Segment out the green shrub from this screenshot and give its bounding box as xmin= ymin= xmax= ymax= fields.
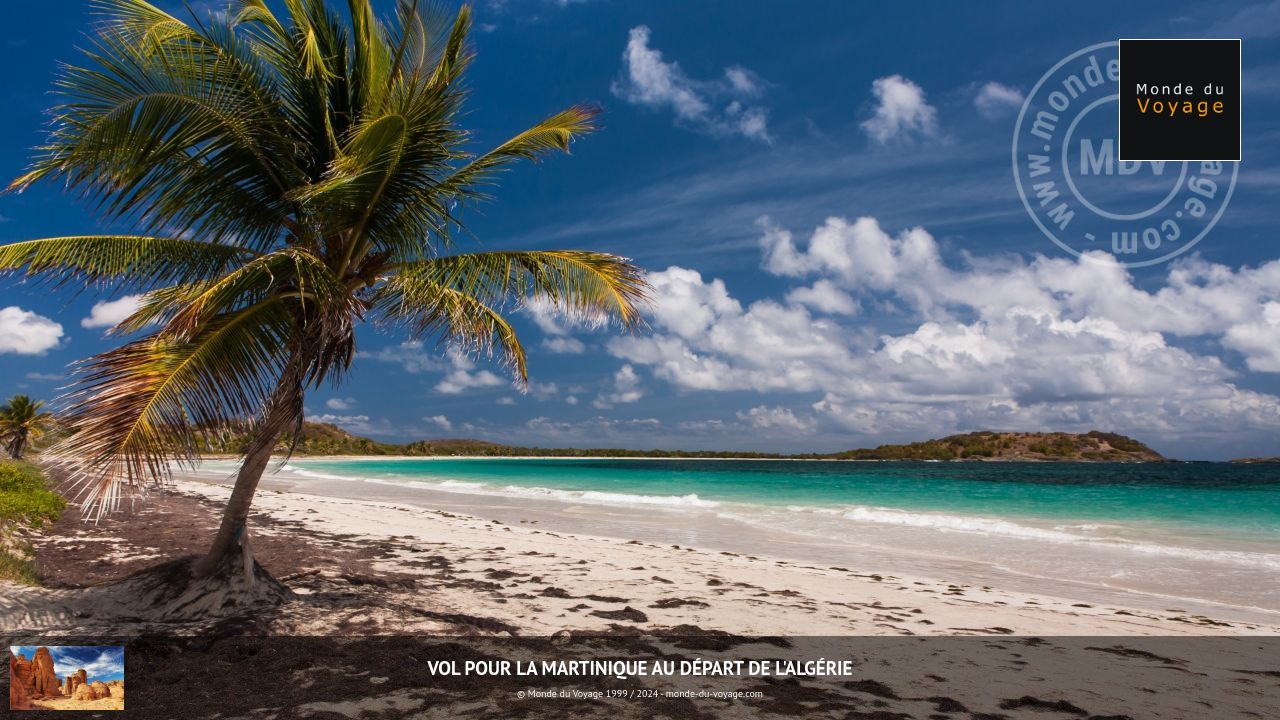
xmin=0 ymin=461 xmax=65 ymax=529
xmin=0 ymin=461 xmax=64 ymax=584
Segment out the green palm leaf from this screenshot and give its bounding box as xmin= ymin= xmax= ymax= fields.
xmin=154 ymin=247 xmax=355 ymax=340
xmin=8 ymin=0 xmax=653 ymax=547
xmin=389 ymin=250 xmax=647 ymax=323
xmin=375 ymin=250 xmax=647 ymax=383
xmin=53 ymin=299 xmax=299 ymax=516
xmin=380 ymin=282 xmax=529 ymax=381
xmin=442 ymin=105 xmax=600 ymax=195
xmin=0 ymin=235 xmax=255 ymax=292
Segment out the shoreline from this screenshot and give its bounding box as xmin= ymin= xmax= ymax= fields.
xmin=219 ymin=458 xmax=1280 ymax=619
xmin=6 ymin=465 xmax=1274 ymax=637
xmin=199 ymin=453 xmax=1189 ymax=463
xmin=168 ymin=468 xmax=1280 ymax=634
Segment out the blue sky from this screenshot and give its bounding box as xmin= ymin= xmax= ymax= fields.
xmin=10 ymin=645 xmax=125 ymax=683
xmin=2 ymin=1 xmax=1280 ymax=459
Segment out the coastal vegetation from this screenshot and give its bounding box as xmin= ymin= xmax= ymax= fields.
xmin=201 ymin=422 xmax=793 ymax=457
xmin=0 ymin=461 xmax=64 ymax=583
xmin=833 ymin=431 xmax=1164 ymax=462
xmin=201 ymin=422 xmax=1166 ymax=462
xmin=0 ymin=0 xmax=647 ymax=595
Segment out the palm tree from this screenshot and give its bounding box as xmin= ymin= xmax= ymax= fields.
xmin=0 ymin=0 xmax=648 ymax=582
xmin=0 ymin=395 xmax=55 ymax=459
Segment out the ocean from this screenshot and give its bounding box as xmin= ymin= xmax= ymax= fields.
xmin=217 ymin=457 xmax=1280 ymax=615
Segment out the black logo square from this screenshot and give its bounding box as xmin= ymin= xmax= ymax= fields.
xmin=1119 ymin=39 xmax=1240 ymax=161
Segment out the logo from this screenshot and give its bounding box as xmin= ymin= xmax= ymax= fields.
xmin=1013 ymin=42 xmax=1238 ymax=268
xmin=1119 ymin=39 xmax=1241 ymax=161
xmin=9 ymin=645 xmax=124 ymax=711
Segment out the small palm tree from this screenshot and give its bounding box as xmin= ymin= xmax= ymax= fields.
xmin=0 ymin=0 xmax=647 ymax=582
xmin=0 ymin=395 xmax=55 ymax=459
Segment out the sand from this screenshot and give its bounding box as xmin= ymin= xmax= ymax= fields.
xmin=29 ymin=694 xmax=124 ymax=711
xmin=4 ymin=474 xmax=1278 ymax=718
xmin=10 ymin=473 xmax=1273 ymax=636
xmin=194 ymin=474 xmax=1280 ymax=636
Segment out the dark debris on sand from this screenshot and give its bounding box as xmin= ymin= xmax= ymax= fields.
xmin=8 ymin=486 xmax=1279 ymax=720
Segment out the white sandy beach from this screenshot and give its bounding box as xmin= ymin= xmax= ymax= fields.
xmin=164 ymin=469 xmax=1280 ymax=636
xmin=5 ymin=466 xmax=1278 ymax=719
xmin=4 ymin=463 xmax=1276 ymax=638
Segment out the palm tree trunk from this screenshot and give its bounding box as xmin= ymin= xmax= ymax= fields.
xmin=11 ymin=431 xmax=26 ymax=459
xmin=191 ymin=349 xmax=307 ymax=579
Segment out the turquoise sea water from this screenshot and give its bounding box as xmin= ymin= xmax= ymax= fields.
xmin=238 ymin=457 xmax=1280 ymax=611
xmin=287 ymin=458 xmax=1280 ymax=545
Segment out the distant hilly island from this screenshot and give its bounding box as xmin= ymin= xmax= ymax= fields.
xmin=198 ymin=424 xmax=1178 ymax=462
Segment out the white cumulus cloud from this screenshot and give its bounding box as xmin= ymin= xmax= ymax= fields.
xmin=525 ymin=297 xmax=597 ymax=354
xmin=425 ymin=414 xmax=453 ymax=432
xmin=785 ymin=279 xmax=859 ymax=315
xmin=25 ymin=372 xmax=64 ymax=381
xmin=608 ymin=216 xmax=1280 ymax=451
xmin=612 ymin=25 xmax=771 ymax=142
xmin=365 ymin=342 xmax=508 ymax=394
xmin=435 ymin=350 xmax=506 ymax=394
xmin=974 ymin=81 xmax=1025 ymax=119
xmin=861 ymin=75 xmax=938 ymax=143
xmin=364 ymin=340 xmax=444 ymax=374
xmin=308 ymin=413 xmax=372 ymax=431
xmin=81 ymin=294 xmax=143 ymax=329
xmin=1222 ymin=301 xmax=1280 ymax=371
xmin=543 ymin=336 xmax=586 ymax=354
xmin=737 ymin=405 xmax=816 ymax=431
xmin=0 ymin=306 xmax=63 ymax=355
xmin=594 ymin=364 xmax=645 ymax=408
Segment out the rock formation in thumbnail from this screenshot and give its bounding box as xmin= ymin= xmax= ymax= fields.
xmin=30 ymin=646 xmax=62 ymax=698
xmin=10 ymin=647 xmax=121 ymax=710
xmin=9 ymin=652 xmax=32 ymax=710
xmin=10 ymin=651 xmax=33 ymax=692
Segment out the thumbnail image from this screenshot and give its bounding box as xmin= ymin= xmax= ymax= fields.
xmin=9 ymin=646 xmax=123 ymax=711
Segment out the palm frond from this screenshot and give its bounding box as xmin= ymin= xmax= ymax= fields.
xmin=0 ymin=235 xmax=256 ymax=292
xmin=425 ymin=3 xmax=473 ymax=89
xmin=374 ymin=250 xmax=648 ymax=382
xmin=377 ymin=281 xmax=527 ymax=381
xmin=153 ymin=247 xmax=353 ymax=340
xmin=346 ymin=0 xmax=393 ymax=114
xmin=389 ymin=250 xmax=648 ymax=324
xmin=50 ymin=299 xmax=299 ymax=517
xmin=11 ymin=1 xmax=301 ymax=248
xmin=438 ymin=104 xmax=600 ymax=199
xmin=95 ymin=0 xmax=193 ymax=50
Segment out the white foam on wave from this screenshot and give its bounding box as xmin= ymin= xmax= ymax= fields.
xmin=275 ymin=463 xmax=718 ymax=509
xmin=257 ymin=461 xmax=1277 ymax=569
xmin=824 ymin=505 xmax=1086 ymax=542
xmin=497 ymin=484 xmax=718 ymax=508
xmin=276 ymin=464 xmax=353 ymax=482
xmin=438 ymin=479 xmax=485 ymax=491
xmin=784 ymin=504 xmax=1280 ymax=570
